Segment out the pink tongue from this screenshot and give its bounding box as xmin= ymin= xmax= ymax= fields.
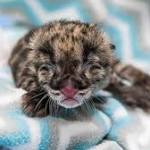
xmin=61 ymin=86 xmax=78 ymax=98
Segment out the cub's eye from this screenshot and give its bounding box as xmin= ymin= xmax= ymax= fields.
xmin=39 ymin=64 xmax=53 ymax=72
xmin=90 ymin=64 xmax=101 ymax=70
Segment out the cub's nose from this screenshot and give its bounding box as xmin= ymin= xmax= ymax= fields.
xmin=61 ymin=86 xmax=78 ymax=98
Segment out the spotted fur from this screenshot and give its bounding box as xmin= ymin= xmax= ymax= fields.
xmin=9 ymin=20 xmax=150 ymax=117
xmin=105 ymin=61 xmax=150 ymax=111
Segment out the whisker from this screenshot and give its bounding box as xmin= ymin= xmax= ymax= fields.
xmin=47 ymin=95 xmax=53 ymax=116
xmin=83 ymin=100 xmax=91 ymax=114
xmin=34 ymin=94 xmax=48 ymax=111
xmin=44 ymin=97 xmax=49 ymax=115
xmin=30 ymin=91 xmax=46 ymax=100
xmin=90 ymin=89 xmax=107 ymax=104
xmin=89 ymin=100 xmax=96 ymax=111
xmin=49 ymin=98 xmax=53 ymax=116
xmin=94 ymin=96 xmax=106 ymax=104
xmin=51 ymin=101 xmax=54 ymax=116
xmin=23 ymin=90 xmax=46 ymax=111
xmin=48 ymin=98 xmax=51 ymax=115
xmin=86 ymin=101 xmax=94 ymax=113
xmin=56 ymin=103 xmax=59 ymax=116
xmin=53 ymin=101 xmax=57 ymax=117
xmin=80 ymin=103 xmax=86 ymax=114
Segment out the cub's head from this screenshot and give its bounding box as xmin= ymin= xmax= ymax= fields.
xmin=26 ymin=20 xmax=115 ymax=108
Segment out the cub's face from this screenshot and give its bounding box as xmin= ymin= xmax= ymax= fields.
xmin=25 ymin=21 xmax=114 ymax=108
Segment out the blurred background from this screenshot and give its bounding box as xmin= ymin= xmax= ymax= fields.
xmin=0 ymin=0 xmax=150 ymax=72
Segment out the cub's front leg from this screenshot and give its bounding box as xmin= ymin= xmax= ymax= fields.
xmin=11 ymin=63 xmax=50 ymax=117
xmin=22 ymin=89 xmax=49 ymax=117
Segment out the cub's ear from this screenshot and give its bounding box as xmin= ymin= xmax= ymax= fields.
xmin=110 ymin=44 xmax=116 ymax=50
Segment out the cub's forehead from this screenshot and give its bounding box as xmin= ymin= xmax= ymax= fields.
xmin=27 ymin=21 xmax=113 ymax=64
xmin=29 ymin=21 xmax=98 ymax=50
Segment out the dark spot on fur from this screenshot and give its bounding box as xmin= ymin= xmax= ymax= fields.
xmin=83 ymin=42 xmax=97 ymax=62
xmin=38 ymin=41 xmax=55 ymax=63
xmin=51 ymin=33 xmax=60 ymax=42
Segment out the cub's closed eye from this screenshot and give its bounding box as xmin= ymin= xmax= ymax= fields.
xmin=39 ymin=64 xmax=53 ymax=71
xmin=90 ymin=64 xmax=101 ymax=70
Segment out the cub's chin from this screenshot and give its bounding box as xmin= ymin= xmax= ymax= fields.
xmin=58 ymin=98 xmax=84 ymax=109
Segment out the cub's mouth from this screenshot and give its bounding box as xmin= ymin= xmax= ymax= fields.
xmin=44 ymin=85 xmax=92 ymax=109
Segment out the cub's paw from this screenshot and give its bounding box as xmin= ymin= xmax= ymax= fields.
xmin=21 ymin=90 xmax=49 ymax=117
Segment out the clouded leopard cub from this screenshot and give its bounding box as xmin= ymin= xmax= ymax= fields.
xmin=9 ymin=20 xmax=150 ymax=117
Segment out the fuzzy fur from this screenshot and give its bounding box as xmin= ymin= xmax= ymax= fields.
xmin=9 ymin=20 xmax=150 ymax=117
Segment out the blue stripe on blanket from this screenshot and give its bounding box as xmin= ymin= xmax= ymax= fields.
xmin=92 ymin=110 xmax=111 ymax=136
xmin=71 ymin=141 xmax=96 ymax=150
xmin=38 ymin=117 xmax=51 ymax=150
xmin=108 ymin=117 xmax=131 ymax=140
xmin=0 ymin=114 xmax=30 ymax=147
